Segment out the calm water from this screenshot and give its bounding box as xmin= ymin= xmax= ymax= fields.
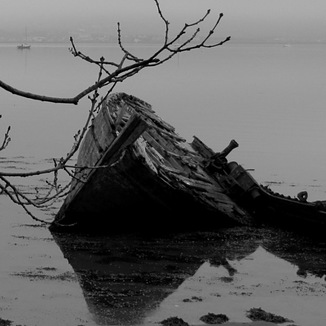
xmin=1 ymin=42 xmax=326 ymax=325
xmin=0 ymin=42 xmax=326 ymax=199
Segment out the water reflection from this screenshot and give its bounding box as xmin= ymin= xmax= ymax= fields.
xmin=52 ymin=227 xmax=326 ymax=325
xmin=148 ymin=245 xmax=326 ymax=325
xmin=262 ymin=232 xmax=326 ymax=279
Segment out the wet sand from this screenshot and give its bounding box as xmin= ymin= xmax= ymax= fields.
xmin=1 ymin=194 xmax=326 ymax=325
xmin=0 ymin=197 xmax=95 ymax=326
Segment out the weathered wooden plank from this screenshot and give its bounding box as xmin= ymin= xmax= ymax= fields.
xmin=76 ymin=131 xmax=102 ymax=168
xmin=122 ymin=93 xmax=155 ymax=113
xmin=124 ymin=95 xmax=176 ymax=133
xmin=146 ymin=129 xmax=177 ymax=153
xmin=99 ymin=113 xmax=148 ymax=166
xmin=136 ymin=108 xmax=176 ymax=133
xmin=61 ymin=112 xmax=149 ymax=207
xmin=115 ymin=103 xmax=128 ymax=127
xmin=146 ymin=129 xmax=189 ymax=166
xmin=144 ymin=119 xmax=185 ymax=142
xmin=172 ymin=173 xmax=220 ymax=192
xmin=190 ymin=170 xmax=217 ymax=184
xmin=158 ymin=164 xmax=190 ymax=178
xmin=91 ymin=107 xmax=115 ymax=151
xmin=202 ymin=191 xmax=237 ymax=204
xmin=141 ymin=132 xmax=184 ymax=171
xmin=158 ymin=165 xmax=221 ymax=191
xmin=76 ymin=108 xmax=116 ymax=169
xmin=191 ymin=136 xmax=215 ymax=159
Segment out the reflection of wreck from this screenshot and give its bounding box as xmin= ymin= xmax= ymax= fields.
xmin=52 ymin=228 xmax=261 ymax=325
xmin=52 ymin=232 xmax=202 ymax=325
xmin=262 ymin=232 xmax=326 ymax=278
xmin=50 ymin=92 xmax=252 ymax=233
xmin=52 ymin=226 xmax=326 ymax=325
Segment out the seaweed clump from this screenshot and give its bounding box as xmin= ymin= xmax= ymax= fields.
xmin=200 ymin=313 xmax=229 ymax=324
xmin=0 ymin=318 xmax=12 ymax=326
xmin=160 ymin=317 xmax=189 ymax=326
xmin=247 ymin=307 xmax=293 ymax=323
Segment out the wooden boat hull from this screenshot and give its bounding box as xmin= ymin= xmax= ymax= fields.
xmin=51 ymin=93 xmax=251 ymax=233
xmin=223 ymin=162 xmax=326 ymax=235
xmin=254 ymin=186 xmax=326 ymax=232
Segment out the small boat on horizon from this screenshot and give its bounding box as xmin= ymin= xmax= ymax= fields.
xmin=17 ymin=43 xmax=31 ymax=49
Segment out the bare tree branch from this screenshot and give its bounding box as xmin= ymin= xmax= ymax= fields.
xmin=0 ymin=0 xmax=231 ymax=222
xmin=0 ymin=1 xmax=229 ymax=105
xmin=0 ymin=124 xmax=11 ymax=151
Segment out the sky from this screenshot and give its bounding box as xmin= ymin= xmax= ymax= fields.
xmin=0 ymin=0 xmax=326 ymax=42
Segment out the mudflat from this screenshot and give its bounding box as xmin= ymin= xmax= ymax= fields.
xmin=0 ymin=196 xmax=326 ymax=325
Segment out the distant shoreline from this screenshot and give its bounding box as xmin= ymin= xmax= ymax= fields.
xmin=1 ymin=40 xmax=326 ymax=47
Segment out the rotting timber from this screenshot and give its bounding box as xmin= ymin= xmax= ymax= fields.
xmin=50 ymin=92 xmax=252 ymax=233
xmin=220 ymin=161 xmax=326 ymax=235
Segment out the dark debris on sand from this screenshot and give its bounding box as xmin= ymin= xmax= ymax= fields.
xmin=200 ymin=313 xmax=229 ymax=324
xmin=160 ymin=317 xmax=189 ymax=326
xmin=0 ymin=318 xmax=12 ymax=326
xmin=246 ymin=307 xmax=293 ymax=323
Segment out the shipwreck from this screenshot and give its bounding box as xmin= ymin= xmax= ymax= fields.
xmin=50 ymin=92 xmax=252 ymax=233
xmin=50 ymin=92 xmax=326 ymax=234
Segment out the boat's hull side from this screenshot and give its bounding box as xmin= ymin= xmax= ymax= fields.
xmin=217 ymin=162 xmax=326 ymax=235
xmin=51 ymin=93 xmax=252 ymax=233
xmin=52 ymin=146 xmax=242 ymax=233
xmin=252 ymin=187 xmax=326 ymax=235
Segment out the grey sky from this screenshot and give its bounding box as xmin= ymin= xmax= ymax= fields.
xmin=1 ymin=0 xmax=326 ymax=41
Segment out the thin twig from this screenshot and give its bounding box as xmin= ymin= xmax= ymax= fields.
xmin=0 ymin=0 xmax=231 ymax=223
